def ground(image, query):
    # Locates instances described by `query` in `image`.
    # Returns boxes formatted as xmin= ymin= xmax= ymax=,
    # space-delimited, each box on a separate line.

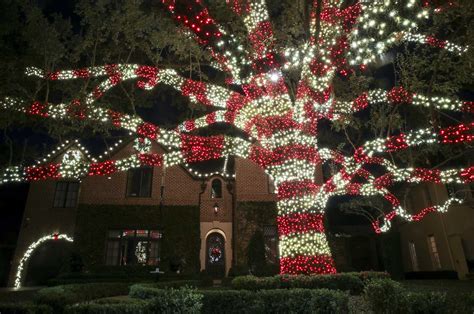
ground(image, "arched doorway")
xmin=206 ymin=232 xmax=226 ymax=278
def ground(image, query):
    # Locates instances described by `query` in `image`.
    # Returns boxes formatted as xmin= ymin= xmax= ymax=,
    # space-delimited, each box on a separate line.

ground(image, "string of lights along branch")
xmin=0 ymin=0 xmax=472 ymax=275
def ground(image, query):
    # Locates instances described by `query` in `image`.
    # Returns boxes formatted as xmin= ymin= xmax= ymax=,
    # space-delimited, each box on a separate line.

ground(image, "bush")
xmin=147 ymin=287 xmax=203 ymax=313
xmin=201 ymin=289 xmax=348 ymax=314
xmin=348 ymin=271 xmax=390 ymax=282
xmin=232 ymin=273 xmax=364 ymax=294
xmin=0 ymin=303 xmax=53 ymax=314
xmin=201 ymin=290 xmax=264 ymax=314
xmin=363 ymin=278 xmax=406 ymax=313
xmin=259 ymin=289 xmax=348 ymax=314
xmin=35 ymin=282 xmax=130 ymax=313
xmin=65 ymin=303 xmax=149 ymax=314
xmin=231 ymin=275 xmax=280 ymax=290
xmin=406 ymin=292 xmax=448 ymax=314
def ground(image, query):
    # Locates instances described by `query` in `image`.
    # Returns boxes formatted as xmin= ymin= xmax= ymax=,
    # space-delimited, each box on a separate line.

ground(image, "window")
xmin=263 ymin=225 xmax=278 ymax=264
xmin=105 ymin=229 xmax=162 ymax=266
xmin=423 ymin=185 xmax=433 ymax=206
xmin=268 ymin=175 xmax=275 ymax=194
xmin=53 ymin=182 xmax=79 ymax=208
xmin=126 ymin=167 xmax=153 ymax=197
xmin=211 ymin=179 xmax=222 ymax=198
xmin=427 ymin=235 xmax=442 ymax=269
xmin=446 ymin=183 xmax=474 ymax=200
xmin=408 ymin=242 xmax=419 ymax=271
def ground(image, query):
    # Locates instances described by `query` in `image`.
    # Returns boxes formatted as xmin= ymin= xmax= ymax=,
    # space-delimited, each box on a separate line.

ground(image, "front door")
xmin=206 ymin=232 xmax=225 ymax=278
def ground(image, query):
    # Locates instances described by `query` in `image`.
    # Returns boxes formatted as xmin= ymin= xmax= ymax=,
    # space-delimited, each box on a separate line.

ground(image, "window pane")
xmin=136 ymin=230 xmax=149 ymax=238
xmin=127 ymin=169 xmax=142 ymax=197
xmin=106 ymin=241 xmax=120 ymax=265
xmin=53 ymin=182 xmax=68 ymax=207
xmin=148 ymin=241 xmax=160 ymax=265
xmin=108 ymin=230 xmax=121 ymax=238
xmin=65 ymin=182 xmax=79 ymax=208
xmin=139 ymin=168 xmax=153 ymax=197
xmin=264 ymin=225 xmax=278 ymax=264
xmin=122 ymin=230 xmax=135 ymax=237
xmin=150 ymin=231 xmax=162 ymax=239
xmin=211 ymin=179 xmax=222 ymax=198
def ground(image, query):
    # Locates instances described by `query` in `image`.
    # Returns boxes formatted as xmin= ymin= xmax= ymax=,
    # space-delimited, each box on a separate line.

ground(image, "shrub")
xmin=348 ymin=271 xmax=390 ymax=282
xmin=259 ymin=289 xmax=348 ymax=314
xmin=406 ymin=292 xmax=448 ymax=314
xmin=35 ymin=282 xmax=130 ymax=313
xmin=0 ymin=303 xmax=53 ymax=314
xmin=232 ymin=273 xmax=363 ymax=294
xmin=201 ymin=289 xmax=349 ymax=314
xmin=65 ymin=303 xmax=149 ymax=314
xmin=132 ymin=287 xmax=202 ymax=313
xmin=150 ymin=288 xmax=203 ymax=313
xmin=363 ymin=278 xmax=406 ymax=313
xmin=231 ymin=275 xmax=280 ymax=290
xmin=201 ymin=290 xmax=264 ymax=314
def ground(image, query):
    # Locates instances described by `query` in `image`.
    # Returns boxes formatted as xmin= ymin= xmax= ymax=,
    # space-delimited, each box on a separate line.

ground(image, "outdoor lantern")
xmin=213 ymin=203 xmax=219 ymax=215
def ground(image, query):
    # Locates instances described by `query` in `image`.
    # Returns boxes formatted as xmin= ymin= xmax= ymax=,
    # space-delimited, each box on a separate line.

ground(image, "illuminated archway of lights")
xmin=1 ymin=0 xmax=472 ymax=275
xmin=14 ymin=234 xmax=73 ymax=288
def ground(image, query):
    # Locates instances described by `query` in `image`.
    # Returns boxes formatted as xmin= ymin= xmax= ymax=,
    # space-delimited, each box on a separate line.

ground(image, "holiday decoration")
xmin=14 ymin=234 xmax=73 ymax=288
xmin=0 ymin=0 xmax=472 ymax=275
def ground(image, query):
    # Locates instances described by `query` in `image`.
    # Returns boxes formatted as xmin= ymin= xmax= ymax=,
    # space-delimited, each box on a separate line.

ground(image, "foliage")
xmin=74 ymin=204 xmax=200 ymax=273
xmin=247 ymin=230 xmax=267 ymax=276
xmin=65 ymin=302 xmax=149 ymax=314
xmin=129 ymin=286 xmax=202 ymax=313
xmin=231 ymin=273 xmax=365 ymax=295
xmin=35 ymin=282 xmax=130 ymax=313
xmin=0 ymin=303 xmax=53 ymax=314
xmin=363 ymin=278 xmax=468 ymax=313
xmin=201 ymin=289 xmax=349 ymax=314
xmin=234 ymin=202 xmax=277 ymax=269
xmin=363 ymin=278 xmax=407 ymax=313
xmin=146 ymin=287 xmax=203 ymax=314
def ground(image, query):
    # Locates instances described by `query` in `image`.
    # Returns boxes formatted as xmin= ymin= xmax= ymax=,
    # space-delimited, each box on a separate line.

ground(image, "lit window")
xmin=211 ymin=179 xmax=222 ymax=198
xmin=53 ymin=181 xmax=79 ymax=208
xmin=126 ymin=167 xmax=153 ymax=197
xmin=427 ymin=235 xmax=442 ymax=269
xmin=105 ymin=229 xmax=162 ymax=266
xmin=408 ymin=242 xmax=419 ymax=271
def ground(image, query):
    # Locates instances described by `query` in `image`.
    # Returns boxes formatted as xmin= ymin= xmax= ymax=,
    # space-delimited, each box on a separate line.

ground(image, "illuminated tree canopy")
xmin=0 ymin=0 xmax=472 ymax=274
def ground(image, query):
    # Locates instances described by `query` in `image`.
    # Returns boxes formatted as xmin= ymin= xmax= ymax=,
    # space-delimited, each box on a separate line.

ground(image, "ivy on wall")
xmin=73 ymin=204 xmax=200 ymax=275
xmin=234 ymin=202 xmax=277 ymax=268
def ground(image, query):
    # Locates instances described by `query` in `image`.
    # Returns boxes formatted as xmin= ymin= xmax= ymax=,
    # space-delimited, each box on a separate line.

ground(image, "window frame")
xmin=263 ymin=225 xmax=279 ymax=264
xmin=53 ymin=181 xmax=80 ymax=208
xmin=408 ymin=242 xmax=419 ymax=271
xmin=105 ymin=229 xmax=162 ymax=266
xmin=211 ymin=178 xmax=223 ymax=199
xmin=125 ymin=167 xmax=153 ymax=198
xmin=427 ymin=235 xmax=442 ymax=270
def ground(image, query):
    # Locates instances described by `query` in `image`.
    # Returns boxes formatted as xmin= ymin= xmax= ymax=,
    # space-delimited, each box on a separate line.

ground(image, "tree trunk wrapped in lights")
xmin=1 ymin=0 xmax=473 ymax=274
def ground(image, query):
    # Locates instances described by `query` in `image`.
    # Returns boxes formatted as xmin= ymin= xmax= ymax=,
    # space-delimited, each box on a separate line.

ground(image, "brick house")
xmin=7 ymin=141 xmax=474 ymax=286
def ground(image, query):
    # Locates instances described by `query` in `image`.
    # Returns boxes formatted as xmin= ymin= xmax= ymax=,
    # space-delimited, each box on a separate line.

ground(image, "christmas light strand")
xmin=14 ymin=234 xmax=73 ymax=288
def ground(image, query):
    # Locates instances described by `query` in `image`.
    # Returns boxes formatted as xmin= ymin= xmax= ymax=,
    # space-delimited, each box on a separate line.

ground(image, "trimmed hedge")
xmin=65 ymin=303 xmax=148 ymax=314
xmin=363 ymin=279 xmax=474 ymax=313
xmin=201 ymin=289 xmax=349 ymax=314
xmin=130 ymin=284 xmax=348 ymax=314
xmin=231 ymin=273 xmax=365 ymax=294
xmin=0 ymin=303 xmax=53 ymax=314
xmin=35 ymin=282 xmax=130 ymax=312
